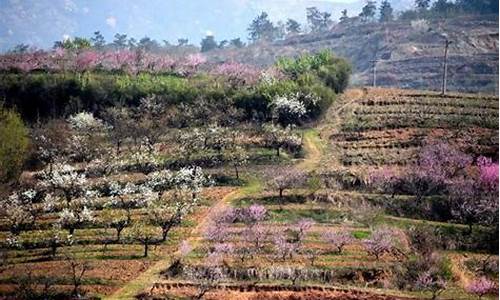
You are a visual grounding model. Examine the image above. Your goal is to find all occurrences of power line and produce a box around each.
[441,39,453,95]
[370,59,379,87]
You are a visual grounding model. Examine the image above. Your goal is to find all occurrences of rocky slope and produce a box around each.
[208,15,499,94]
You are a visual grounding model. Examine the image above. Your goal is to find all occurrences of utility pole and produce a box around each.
[441,39,452,95]
[370,59,379,87]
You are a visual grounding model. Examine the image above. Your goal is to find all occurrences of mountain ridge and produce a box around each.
[207,14,499,93]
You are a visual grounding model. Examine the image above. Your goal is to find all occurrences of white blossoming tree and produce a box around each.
[262,124,302,157]
[223,145,249,180]
[105,181,153,223]
[173,166,211,200]
[1,190,40,235]
[41,163,87,205]
[203,124,231,153]
[147,189,197,242]
[32,119,70,172]
[270,94,307,125]
[135,95,166,154]
[145,166,210,242]
[41,164,98,235]
[67,112,108,162]
[178,128,205,159]
[68,111,106,134]
[103,107,134,154]
[57,205,94,235]
[146,169,174,200]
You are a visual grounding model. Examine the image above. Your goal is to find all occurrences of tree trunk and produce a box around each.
[69,227,75,235]
[161,224,173,242]
[116,228,123,242]
[234,165,239,180]
[276,147,280,157]
[144,242,149,257]
[196,289,208,300]
[279,189,284,210]
[126,209,132,224]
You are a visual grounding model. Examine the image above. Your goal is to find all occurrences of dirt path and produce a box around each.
[105,189,241,300]
[297,129,323,172]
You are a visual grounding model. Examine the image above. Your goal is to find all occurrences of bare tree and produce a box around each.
[65,253,92,297]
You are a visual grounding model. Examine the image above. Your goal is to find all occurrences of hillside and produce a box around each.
[208,15,499,94]
[141,88,499,299]
[326,88,498,168]
[0,85,497,299]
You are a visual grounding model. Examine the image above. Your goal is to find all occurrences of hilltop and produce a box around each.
[208,15,499,94]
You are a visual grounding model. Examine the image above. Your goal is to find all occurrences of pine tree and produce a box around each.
[415,0,431,10]
[359,1,377,21]
[340,9,349,23]
[200,35,218,52]
[379,0,394,22]
[286,19,301,35]
[307,7,332,32]
[247,12,276,42]
[113,33,128,49]
[91,31,105,49]
[229,38,244,48]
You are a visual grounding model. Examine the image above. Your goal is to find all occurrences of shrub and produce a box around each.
[0,106,29,183]
[276,50,351,93]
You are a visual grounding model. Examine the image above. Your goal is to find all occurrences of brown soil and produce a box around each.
[145,283,421,300]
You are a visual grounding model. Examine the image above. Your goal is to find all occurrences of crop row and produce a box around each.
[359,97,499,110]
[342,115,498,131]
[370,89,499,101]
[403,92,499,102]
[340,148,418,166]
[336,140,422,150]
[353,105,498,118]
[332,132,498,157]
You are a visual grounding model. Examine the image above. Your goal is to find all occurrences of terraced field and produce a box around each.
[330,88,498,168]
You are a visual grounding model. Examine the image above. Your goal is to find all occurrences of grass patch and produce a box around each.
[352,230,370,239]
[269,208,345,224]
[235,195,307,207]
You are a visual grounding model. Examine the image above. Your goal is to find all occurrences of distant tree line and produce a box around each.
[400,0,498,20]
[238,0,498,46]
[7,0,498,54]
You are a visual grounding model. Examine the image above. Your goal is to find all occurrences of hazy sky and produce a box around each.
[0,0,411,51]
